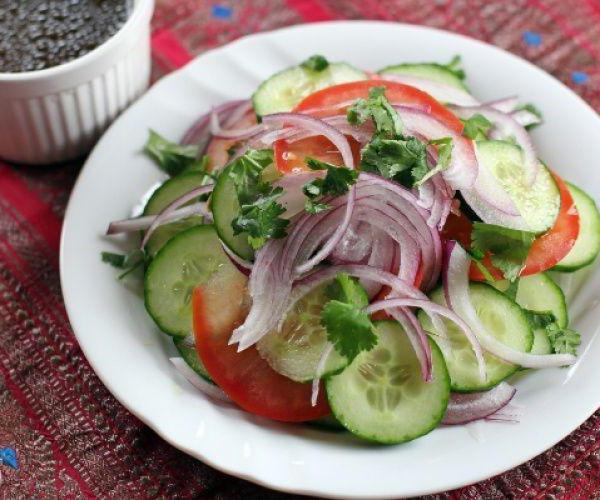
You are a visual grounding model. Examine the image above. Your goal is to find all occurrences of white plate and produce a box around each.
[60,21,600,498]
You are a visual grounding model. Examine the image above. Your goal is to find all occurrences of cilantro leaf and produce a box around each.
[305,200,331,214]
[325,273,369,308]
[462,114,493,140]
[546,325,581,355]
[524,308,580,356]
[101,250,146,279]
[301,54,329,72]
[303,157,358,200]
[360,135,428,187]
[144,130,207,176]
[437,55,466,81]
[413,137,453,186]
[322,301,378,362]
[347,86,403,138]
[321,274,376,362]
[471,223,536,282]
[516,103,543,130]
[227,149,288,249]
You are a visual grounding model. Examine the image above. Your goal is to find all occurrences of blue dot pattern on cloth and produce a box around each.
[571,71,589,84]
[0,447,18,470]
[212,4,232,19]
[522,31,542,47]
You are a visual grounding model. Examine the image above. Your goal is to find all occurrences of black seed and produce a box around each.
[0,0,132,72]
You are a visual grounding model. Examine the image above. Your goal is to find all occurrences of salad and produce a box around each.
[103,55,600,444]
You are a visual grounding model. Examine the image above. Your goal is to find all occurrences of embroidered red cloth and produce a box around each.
[1,0,599,497]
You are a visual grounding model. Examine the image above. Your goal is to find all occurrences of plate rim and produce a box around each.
[60,20,600,498]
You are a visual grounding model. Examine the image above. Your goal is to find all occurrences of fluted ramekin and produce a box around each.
[0,0,155,165]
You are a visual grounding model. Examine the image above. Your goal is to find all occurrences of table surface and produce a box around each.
[1,0,599,497]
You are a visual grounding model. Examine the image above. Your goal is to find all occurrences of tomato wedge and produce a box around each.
[522,173,579,275]
[274,135,361,174]
[294,80,464,132]
[193,287,330,422]
[274,80,463,173]
[442,172,579,279]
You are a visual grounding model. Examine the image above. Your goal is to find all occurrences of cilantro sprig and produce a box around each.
[144,130,212,178]
[227,149,289,249]
[524,309,581,356]
[101,249,147,279]
[347,86,451,187]
[321,274,377,362]
[301,54,329,72]
[471,223,536,282]
[302,157,358,213]
[413,137,454,186]
[462,114,493,140]
[347,86,403,138]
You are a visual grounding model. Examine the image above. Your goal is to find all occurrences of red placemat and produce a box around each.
[1,0,599,497]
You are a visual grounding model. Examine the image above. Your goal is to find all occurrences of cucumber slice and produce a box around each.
[211,163,254,261]
[554,183,600,271]
[378,63,468,91]
[470,141,560,234]
[516,273,568,328]
[173,337,213,383]
[257,284,348,382]
[144,225,247,337]
[253,62,367,116]
[210,162,281,261]
[531,328,552,355]
[143,172,207,256]
[419,283,533,392]
[326,321,450,444]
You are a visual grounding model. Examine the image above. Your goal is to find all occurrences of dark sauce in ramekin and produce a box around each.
[0,0,133,73]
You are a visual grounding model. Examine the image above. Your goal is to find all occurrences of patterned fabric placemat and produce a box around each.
[0,0,599,497]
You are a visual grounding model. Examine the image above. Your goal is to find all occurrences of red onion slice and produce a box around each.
[394,106,478,190]
[170,358,231,403]
[181,99,246,150]
[210,110,267,140]
[484,96,519,113]
[380,73,480,106]
[510,108,542,128]
[107,203,208,235]
[444,241,577,369]
[451,105,539,186]
[442,382,516,425]
[140,184,213,249]
[311,343,334,407]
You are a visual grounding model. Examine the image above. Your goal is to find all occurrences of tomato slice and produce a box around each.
[193,287,330,422]
[274,80,463,174]
[442,172,579,279]
[293,80,464,132]
[522,173,579,275]
[274,135,362,174]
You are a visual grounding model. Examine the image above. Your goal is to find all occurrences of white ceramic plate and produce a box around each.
[61,21,600,498]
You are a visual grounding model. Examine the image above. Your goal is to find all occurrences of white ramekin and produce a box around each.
[0,0,155,165]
